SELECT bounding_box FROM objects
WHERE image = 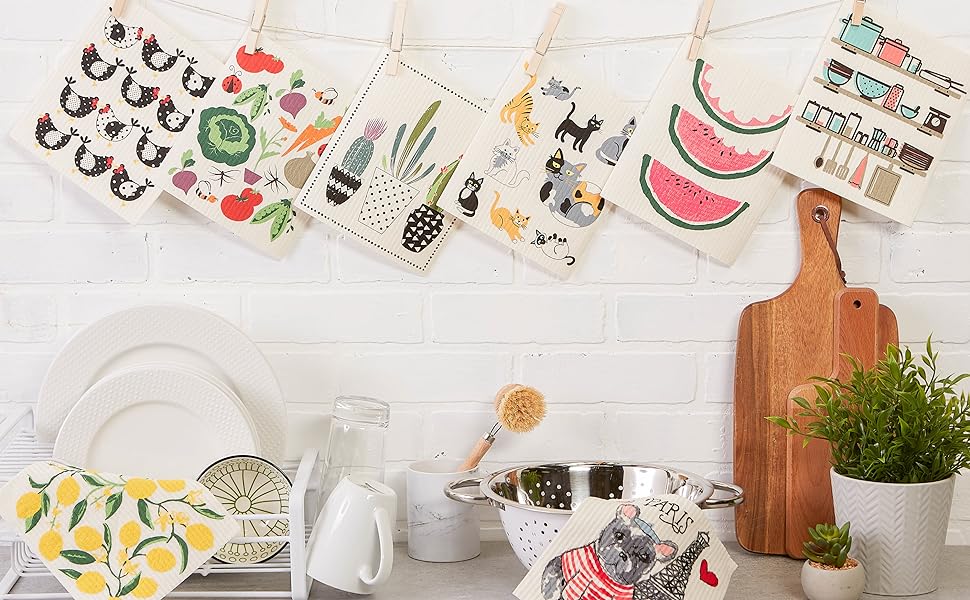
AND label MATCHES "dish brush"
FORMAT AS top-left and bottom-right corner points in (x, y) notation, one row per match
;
(458, 384), (546, 471)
